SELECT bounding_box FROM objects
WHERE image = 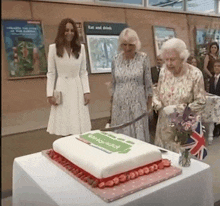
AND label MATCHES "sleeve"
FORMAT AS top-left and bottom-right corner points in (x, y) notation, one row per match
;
(209, 77), (214, 94)
(111, 57), (116, 96)
(109, 57), (116, 123)
(152, 69), (163, 111)
(175, 70), (206, 113)
(46, 44), (56, 97)
(143, 54), (153, 98)
(188, 71), (206, 113)
(79, 44), (90, 94)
